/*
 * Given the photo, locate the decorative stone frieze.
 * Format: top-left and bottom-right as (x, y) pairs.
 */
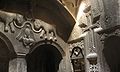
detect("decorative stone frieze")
(0, 10), (58, 48)
(69, 40), (84, 50)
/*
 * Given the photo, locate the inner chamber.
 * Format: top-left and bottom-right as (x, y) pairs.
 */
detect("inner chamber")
(26, 44), (62, 72)
(103, 36), (120, 72)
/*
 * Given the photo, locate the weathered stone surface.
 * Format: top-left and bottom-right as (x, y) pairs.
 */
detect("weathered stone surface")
(9, 58), (27, 72)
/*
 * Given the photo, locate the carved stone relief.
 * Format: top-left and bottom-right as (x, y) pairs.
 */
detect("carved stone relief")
(83, 23), (99, 72)
(34, 19), (57, 42)
(70, 47), (85, 72)
(69, 40), (85, 72)
(90, 0), (102, 24)
(69, 41), (84, 51)
(86, 52), (98, 72)
(89, 64), (99, 72)
(82, 0), (102, 28)
(16, 22), (35, 49)
(0, 10), (57, 49)
(0, 10), (24, 33)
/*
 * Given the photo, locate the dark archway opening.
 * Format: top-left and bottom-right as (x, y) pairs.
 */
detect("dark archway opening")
(26, 44), (62, 72)
(103, 36), (120, 72)
(0, 38), (12, 72)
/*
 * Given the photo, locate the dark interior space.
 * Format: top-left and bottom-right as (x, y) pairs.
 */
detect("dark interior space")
(0, 38), (11, 72)
(26, 44), (62, 72)
(103, 36), (120, 72)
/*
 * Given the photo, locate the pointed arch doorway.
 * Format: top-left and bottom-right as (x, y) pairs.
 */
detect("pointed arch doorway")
(26, 44), (63, 72)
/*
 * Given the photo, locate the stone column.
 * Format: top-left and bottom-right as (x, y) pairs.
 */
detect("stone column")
(9, 55), (27, 72)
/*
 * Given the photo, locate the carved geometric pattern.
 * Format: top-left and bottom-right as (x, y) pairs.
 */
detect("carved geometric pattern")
(14, 19), (43, 33)
(89, 64), (99, 72)
(69, 40), (84, 51)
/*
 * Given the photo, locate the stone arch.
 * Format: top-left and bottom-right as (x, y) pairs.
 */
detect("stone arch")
(0, 32), (16, 72)
(103, 35), (120, 72)
(25, 40), (65, 72)
(29, 40), (65, 57)
(0, 32), (16, 58)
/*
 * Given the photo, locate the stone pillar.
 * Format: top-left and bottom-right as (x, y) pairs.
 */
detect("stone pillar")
(9, 55), (27, 72)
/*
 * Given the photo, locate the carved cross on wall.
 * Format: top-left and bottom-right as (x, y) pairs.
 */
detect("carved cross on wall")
(82, 5), (101, 53)
(85, 25), (99, 53)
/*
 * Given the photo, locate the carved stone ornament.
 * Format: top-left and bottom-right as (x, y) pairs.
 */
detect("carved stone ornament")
(70, 47), (84, 59)
(16, 21), (35, 49)
(86, 52), (98, 72)
(86, 52), (98, 62)
(69, 40), (85, 72)
(0, 10), (24, 33)
(69, 42), (85, 60)
(87, 53), (98, 72)
(36, 20), (57, 41)
(14, 18), (43, 33)
(69, 40), (84, 52)
(89, 64), (99, 72)
(70, 47), (85, 72)
(0, 10), (58, 48)
(39, 28), (57, 42)
(0, 10), (47, 33)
